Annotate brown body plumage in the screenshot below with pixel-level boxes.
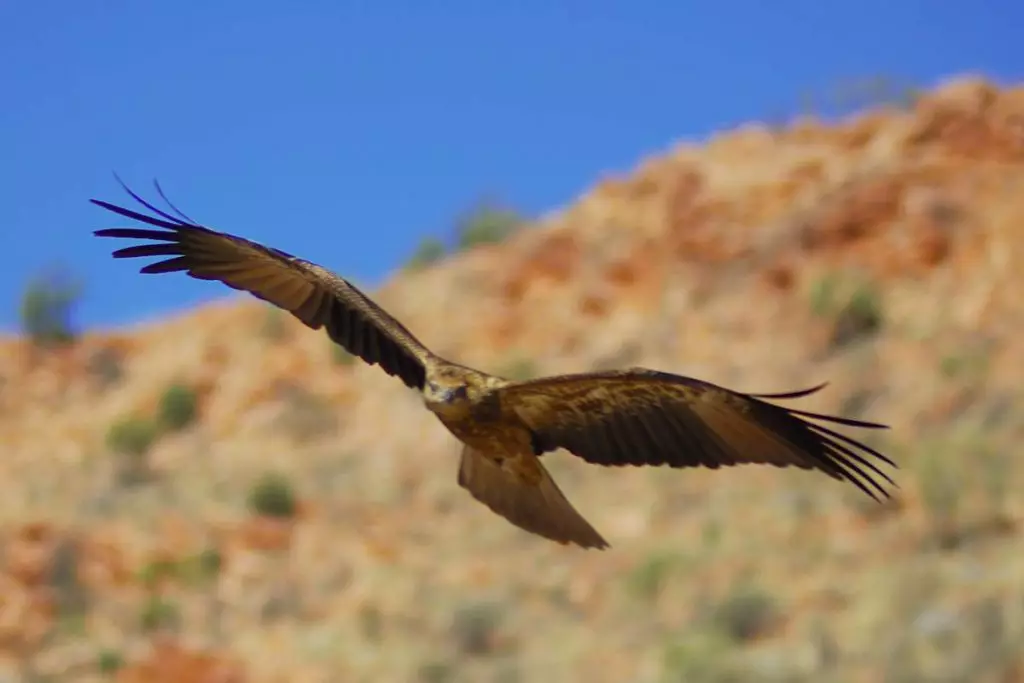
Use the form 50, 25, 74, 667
90, 178, 898, 549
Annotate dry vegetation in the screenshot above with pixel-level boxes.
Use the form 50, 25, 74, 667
1, 75, 1023, 682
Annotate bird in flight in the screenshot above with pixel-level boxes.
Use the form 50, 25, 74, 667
91, 178, 897, 550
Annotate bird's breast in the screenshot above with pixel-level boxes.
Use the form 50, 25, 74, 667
434, 406, 530, 455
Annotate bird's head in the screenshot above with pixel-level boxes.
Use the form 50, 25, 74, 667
424, 379, 470, 406
422, 364, 475, 414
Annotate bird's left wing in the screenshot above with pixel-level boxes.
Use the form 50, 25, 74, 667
91, 179, 434, 390
496, 369, 897, 501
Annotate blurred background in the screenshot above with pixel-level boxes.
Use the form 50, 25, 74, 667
1, 2, 1023, 682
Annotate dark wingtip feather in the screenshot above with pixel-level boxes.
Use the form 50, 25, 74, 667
111, 244, 182, 259
90, 198, 182, 230
750, 382, 829, 400
153, 178, 198, 224
786, 407, 890, 431
94, 227, 177, 240
114, 175, 190, 227
140, 257, 191, 274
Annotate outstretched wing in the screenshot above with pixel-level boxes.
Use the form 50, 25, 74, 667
91, 178, 433, 390
456, 446, 609, 549
496, 368, 897, 501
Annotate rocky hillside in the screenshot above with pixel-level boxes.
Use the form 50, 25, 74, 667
1, 75, 1022, 682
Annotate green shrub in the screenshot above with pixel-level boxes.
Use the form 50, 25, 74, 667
157, 382, 198, 431
97, 648, 124, 674
455, 201, 525, 250
406, 237, 447, 270
19, 267, 83, 347
86, 346, 125, 389
247, 472, 298, 518
106, 415, 159, 457
191, 547, 223, 580
711, 584, 778, 643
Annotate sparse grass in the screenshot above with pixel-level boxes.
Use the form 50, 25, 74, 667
138, 558, 180, 588
499, 356, 538, 381
417, 659, 455, 683
661, 631, 743, 683
708, 583, 779, 643
49, 537, 88, 617
57, 612, 87, 637
901, 419, 1023, 553
939, 341, 991, 381
157, 382, 199, 431
916, 442, 963, 548
799, 74, 922, 119
331, 342, 356, 366
450, 600, 503, 656
701, 516, 723, 551
808, 272, 842, 318
882, 593, 1024, 682
832, 281, 883, 347
357, 602, 383, 642
940, 353, 981, 380
139, 596, 181, 633
260, 306, 288, 341
808, 271, 884, 349
86, 346, 125, 389
976, 442, 1012, 523
139, 548, 223, 590
275, 382, 339, 441
248, 472, 298, 518
837, 386, 877, 420
627, 551, 682, 602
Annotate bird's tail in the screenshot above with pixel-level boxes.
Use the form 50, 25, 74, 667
457, 446, 609, 549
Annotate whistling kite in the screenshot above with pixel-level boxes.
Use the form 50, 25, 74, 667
91, 179, 897, 549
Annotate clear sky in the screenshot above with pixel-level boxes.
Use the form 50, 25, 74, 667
1, 2, 1018, 332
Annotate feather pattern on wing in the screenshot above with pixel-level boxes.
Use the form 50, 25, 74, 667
498, 368, 897, 501
91, 178, 433, 390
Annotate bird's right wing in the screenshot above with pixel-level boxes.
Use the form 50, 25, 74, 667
91, 179, 434, 390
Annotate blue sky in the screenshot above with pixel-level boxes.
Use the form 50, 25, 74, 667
1, 2, 1018, 332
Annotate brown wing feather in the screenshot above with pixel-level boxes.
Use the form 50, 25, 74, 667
90, 180, 433, 390
456, 446, 609, 549
496, 368, 897, 501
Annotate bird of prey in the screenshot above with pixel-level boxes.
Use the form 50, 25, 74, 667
91, 179, 897, 550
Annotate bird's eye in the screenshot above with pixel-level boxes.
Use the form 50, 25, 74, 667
453, 386, 468, 399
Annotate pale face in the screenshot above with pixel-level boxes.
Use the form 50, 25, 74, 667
423, 380, 469, 405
